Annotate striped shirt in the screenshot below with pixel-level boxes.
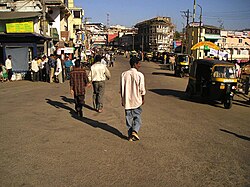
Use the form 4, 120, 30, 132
70, 67, 88, 96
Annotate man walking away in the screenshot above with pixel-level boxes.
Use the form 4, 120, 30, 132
70, 60, 89, 117
48, 54, 56, 83
120, 56, 146, 141
88, 54, 111, 113
5, 55, 13, 81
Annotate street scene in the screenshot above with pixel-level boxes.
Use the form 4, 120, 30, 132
0, 56, 249, 186
0, 0, 250, 186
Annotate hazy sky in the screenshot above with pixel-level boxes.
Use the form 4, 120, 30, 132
74, 0, 250, 31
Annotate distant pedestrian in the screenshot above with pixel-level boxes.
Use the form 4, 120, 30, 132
109, 53, 115, 67
48, 54, 56, 83
88, 54, 111, 113
169, 54, 175, 71
55, 56, 63, 83
120, 56, 146, 141
70, 60, 90, 117
5, 55, 13, 81
0, 63, 8, 82
31, 57, 39, 81
64, 56, 73, 80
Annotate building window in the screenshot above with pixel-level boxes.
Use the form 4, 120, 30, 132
73, 10, 81, 18
237, 49, 241, 55
239, 38, 242, 43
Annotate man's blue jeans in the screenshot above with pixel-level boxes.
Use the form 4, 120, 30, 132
125, 107, 142, 136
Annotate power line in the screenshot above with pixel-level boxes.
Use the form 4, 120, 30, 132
204, 9, 250, 14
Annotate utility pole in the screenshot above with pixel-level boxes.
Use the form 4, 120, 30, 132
191, 0, 196, 57
41, 0, 47, 55
197, 4, 202, 59
180, 9, 190, 54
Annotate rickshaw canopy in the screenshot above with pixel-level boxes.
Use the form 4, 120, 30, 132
191, 41, 220, 50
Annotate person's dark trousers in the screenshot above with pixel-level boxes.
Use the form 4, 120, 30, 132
92, 81, 105, 110
7, 68, 13, 81
65, 67, 71, 80
74, 95, 85, 117
42, 68, 46, 82
33, 71, 39, 82
39, 68, 43, 81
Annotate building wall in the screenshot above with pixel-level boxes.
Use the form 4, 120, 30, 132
218, 31, 250, 61
135, 17, 174, 52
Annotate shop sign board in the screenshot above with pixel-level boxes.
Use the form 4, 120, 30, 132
6, 21, 34, 33
205, 28, 220, 35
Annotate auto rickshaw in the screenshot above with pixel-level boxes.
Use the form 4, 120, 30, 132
185, 59, 237, 109
174, 54, 190, 77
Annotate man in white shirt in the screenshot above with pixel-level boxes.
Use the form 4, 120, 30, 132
5, 55, 13, 81
31, 57, 39, 81
55, 56, 63, 83
120, 56, 146, 141
88, 55, 111, 113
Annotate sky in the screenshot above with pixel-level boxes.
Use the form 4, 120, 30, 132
74, 0, 250, 31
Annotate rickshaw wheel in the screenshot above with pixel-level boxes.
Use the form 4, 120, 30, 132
224, 99, 232, 109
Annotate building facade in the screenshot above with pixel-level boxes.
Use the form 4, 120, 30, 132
186, 24, 221, 59
135, 17, 175, 52
218, 30, 250, 62
187, 24, 250, 61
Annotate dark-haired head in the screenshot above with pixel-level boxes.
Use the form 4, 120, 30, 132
75, 59, 81, 67
94, 55, 102, 63
130, 56, 140, 68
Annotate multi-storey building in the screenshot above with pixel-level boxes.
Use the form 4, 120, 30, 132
0, 0, 48, 72
66, 0, 84, 45
135, 16, 175, 52
186, 24, 221, 59
218, 30, 250, 62
0, 0, 73, 73
84, 22, 107, 48
186, 24, 250, 61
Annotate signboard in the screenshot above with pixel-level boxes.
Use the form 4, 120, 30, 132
205, 28, 220, 35
6, 21, 34, 33
189, 22, 204, 27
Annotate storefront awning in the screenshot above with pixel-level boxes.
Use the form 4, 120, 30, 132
0, 33, 51, 43
0, 12, 41, 20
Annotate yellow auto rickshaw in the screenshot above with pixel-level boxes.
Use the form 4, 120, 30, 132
174, 54, 190, 77
185, 59, 237, 109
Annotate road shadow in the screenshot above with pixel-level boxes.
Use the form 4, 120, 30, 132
220, 129, 250, 141
152, 72, 175, 77
149, 88, 225, 109
45, 98, 127, 140
233, 93, 250, 108
60, 96, 96, 111
158, 64, 170, 70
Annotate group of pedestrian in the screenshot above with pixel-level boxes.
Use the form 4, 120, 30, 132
70, 54, 146, 141
28, 54, 75, 83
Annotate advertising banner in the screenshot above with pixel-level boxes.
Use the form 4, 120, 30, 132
6, 21, 34, 33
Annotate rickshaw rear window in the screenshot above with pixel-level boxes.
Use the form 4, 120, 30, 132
213, 66, 236, 78
177, 55, 188, 62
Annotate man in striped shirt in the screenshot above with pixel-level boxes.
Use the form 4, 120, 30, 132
70, 60, 90, 117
